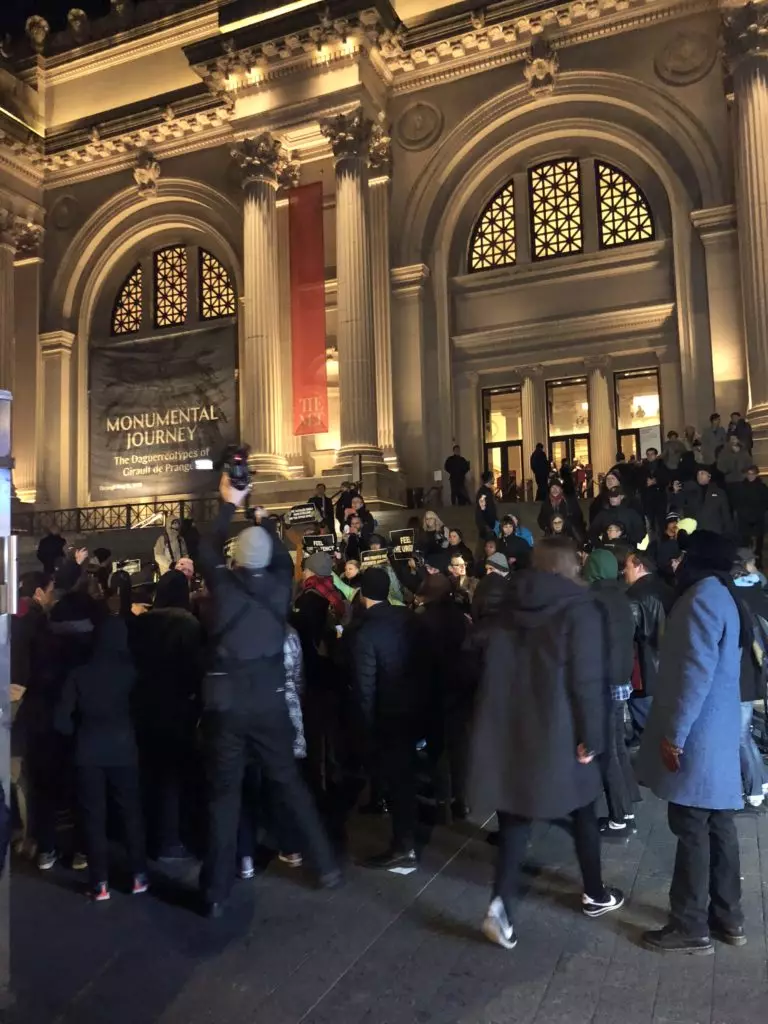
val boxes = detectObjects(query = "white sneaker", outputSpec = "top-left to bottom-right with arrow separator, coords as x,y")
746,795 -> 764,808
762,782 -> 768,796
582,887 -> 625,918
238,856 -> 255,880
482,897 -> 518,950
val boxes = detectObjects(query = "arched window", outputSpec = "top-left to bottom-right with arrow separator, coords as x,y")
529,159 -> 583,260
596,162 -> 655,249
200,249 -> 237,319
467,157 -> 657,271
469,181 -> 516,272
110,244 -> 236,336
111,264 -> 142,335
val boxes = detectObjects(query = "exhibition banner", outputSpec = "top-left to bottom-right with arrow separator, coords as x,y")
89,327 -> 237,499
288,182 -> 328,436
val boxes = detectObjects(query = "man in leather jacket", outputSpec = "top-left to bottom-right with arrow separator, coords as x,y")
624,552 -> 676,745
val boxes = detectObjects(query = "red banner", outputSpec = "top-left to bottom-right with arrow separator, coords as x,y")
288,182 -> 328,435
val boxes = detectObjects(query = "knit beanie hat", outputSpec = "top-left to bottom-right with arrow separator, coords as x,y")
305,551 -> 333,578
583,548 -> 619,584
233,525 -> 273,570
683,530 -> 737,573
360,567 -> 390,602
486,552 -> 510,575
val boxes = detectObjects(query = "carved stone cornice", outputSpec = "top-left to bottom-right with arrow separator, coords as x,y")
232,133 -> 297,190
722,0 -> 768,72
320,109 -> 373,164
133,149 -> 161,197
368,113 -> 392,176
190,7 -> 389,101
0,209 -> 44,255
523,38 -> 559,97
383,0 -> 713,94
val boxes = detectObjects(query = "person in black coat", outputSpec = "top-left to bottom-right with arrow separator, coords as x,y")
55,616 -> 147,900
446,527 -> 474,571
638,449 -> 669,538
732,466 -> 768,565
351,568 -> 426,869
475,471 -> 498,538
530,443 -> 550,501
469,538 -> 624,949
131,570 -> 203,859
624,552 -> 676,744
444,445 -> 471,506
589,488 -> 646,547
731,565 -> 768,805
197,476 -> 338,915
497,516 -> 532,570
308,482 -> 336,536
415,574 -> 473,820
583,550 -> 641,837
334,482 -> 358,532
36,527 -> 66,575
538,481 -> 585,541
678,468 -> 733,536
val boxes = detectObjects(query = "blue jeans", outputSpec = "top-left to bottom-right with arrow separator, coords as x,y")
740,701 -> 767,800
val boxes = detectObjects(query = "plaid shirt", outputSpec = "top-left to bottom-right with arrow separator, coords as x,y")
611,682 -> 633,702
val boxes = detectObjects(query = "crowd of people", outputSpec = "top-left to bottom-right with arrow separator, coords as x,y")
9,422 -> 768,955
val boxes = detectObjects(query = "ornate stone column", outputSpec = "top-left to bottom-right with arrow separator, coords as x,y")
368,115 -> 397,466
585,356 -> 614,477
0,211 -> 43,393
232,134 -> 298,477
321,109 -> 382,467
724,1 -> 768,463
520,365 -> 547,468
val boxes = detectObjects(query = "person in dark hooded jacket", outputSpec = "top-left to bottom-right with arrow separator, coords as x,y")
583,549 -> 641,837
469,538 -> 624,950
197,476 -> 339,916
55,616 -> 147,901
131,570 -> 202,859
416,574 -> 473,820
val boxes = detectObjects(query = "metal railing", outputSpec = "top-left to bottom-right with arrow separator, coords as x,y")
12,496 -> 220,536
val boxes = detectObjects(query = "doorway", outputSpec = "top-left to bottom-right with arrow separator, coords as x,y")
484,441 -> 524,501
549,434 -> 591,469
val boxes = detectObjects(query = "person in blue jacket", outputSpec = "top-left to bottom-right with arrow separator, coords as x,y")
636,530 -> 749,955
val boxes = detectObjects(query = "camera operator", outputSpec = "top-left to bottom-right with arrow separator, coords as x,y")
197,474 -> 340,917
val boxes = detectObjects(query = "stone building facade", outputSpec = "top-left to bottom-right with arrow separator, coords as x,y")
0,0 -> 766,510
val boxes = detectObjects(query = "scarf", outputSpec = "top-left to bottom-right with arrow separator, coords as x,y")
302,574 -> 345,618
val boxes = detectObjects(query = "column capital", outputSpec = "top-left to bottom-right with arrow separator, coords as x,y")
584,354 -> 612,371
232,133 -> 297,190
320,109 -> 372,164
368,112 -> 392,179
722,1 -> 768,74
0,209 -> 44,256
519,364 -> 545,380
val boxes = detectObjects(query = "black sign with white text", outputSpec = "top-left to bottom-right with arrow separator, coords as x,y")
90,327 -> 237,499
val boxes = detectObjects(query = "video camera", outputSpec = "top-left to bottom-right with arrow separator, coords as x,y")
196,443 -> 251,491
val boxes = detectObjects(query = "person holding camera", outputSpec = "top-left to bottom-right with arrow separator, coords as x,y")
197,474 -> 340,917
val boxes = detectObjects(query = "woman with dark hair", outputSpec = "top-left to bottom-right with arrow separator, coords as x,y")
538,482 -> 585,541
447,528 -> 474,568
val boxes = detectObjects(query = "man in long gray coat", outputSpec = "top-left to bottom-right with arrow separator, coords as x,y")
469,538 -> 624,950
636,530 -> 747,955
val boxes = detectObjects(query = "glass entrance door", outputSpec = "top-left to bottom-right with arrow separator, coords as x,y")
617,429 -> 640,461
484,441 -> 524,501
549,434 -> 590,468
